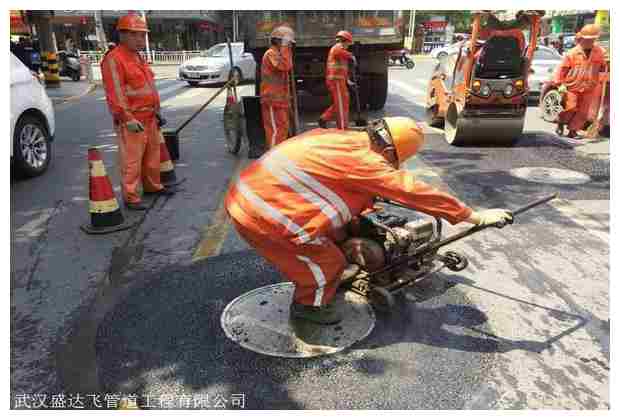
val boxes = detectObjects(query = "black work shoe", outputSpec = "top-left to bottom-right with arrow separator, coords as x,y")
125,202 -> 149,211
144,187 -> 176,196
290,302 -> 342,325
555,124 -> 564,137
318,118 -> 328,129
566,130 -> 583,140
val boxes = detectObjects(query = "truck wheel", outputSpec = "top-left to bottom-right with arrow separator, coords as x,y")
368,73 -> 388,111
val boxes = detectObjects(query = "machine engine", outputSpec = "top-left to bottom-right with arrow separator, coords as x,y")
342,211 -> 437,281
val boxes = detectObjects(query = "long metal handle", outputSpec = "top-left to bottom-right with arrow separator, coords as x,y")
174,80 -> 234,135
370,193 -> 558,276
425,193 -> 558,254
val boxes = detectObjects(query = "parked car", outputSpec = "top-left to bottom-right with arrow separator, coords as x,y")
10,52 -> 55,177
528,45 -> 563,98
178,42 -> 256,86
430,41 -> 465,60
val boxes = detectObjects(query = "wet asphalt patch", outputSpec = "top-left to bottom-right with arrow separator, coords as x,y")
89,250 -> 498,409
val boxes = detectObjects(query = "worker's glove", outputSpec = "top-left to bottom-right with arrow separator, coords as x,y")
126,120 -> 145,133
350,55 -> 358,67
475,209 -> 513,228
557,84 -> 568,94
347,79 -> 356,87
156,112 -> 167,128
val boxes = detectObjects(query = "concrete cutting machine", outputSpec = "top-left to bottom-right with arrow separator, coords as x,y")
425,10 -> 545,146
341,193 -> 557,312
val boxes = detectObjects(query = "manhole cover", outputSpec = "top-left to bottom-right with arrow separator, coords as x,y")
221,282 -> 376,358
510,167 -> 591,185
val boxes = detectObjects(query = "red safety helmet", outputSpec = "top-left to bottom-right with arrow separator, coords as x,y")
117,14 -> 149,32
336,30 -> 353,43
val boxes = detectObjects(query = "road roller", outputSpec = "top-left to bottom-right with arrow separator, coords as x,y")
425,10 -> 545,146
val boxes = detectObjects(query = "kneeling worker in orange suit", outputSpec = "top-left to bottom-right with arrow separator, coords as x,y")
554,24 -> 606,139
319,30 -> 357,130
260,26 -> 295,149
101,14 -> 175,211
225,117 -> 513,325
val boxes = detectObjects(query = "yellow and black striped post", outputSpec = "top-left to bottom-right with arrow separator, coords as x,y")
44,52 -> 61,88
40,53 -> 49,80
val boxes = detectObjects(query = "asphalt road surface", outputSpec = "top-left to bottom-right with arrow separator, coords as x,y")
10,59 -> 609,409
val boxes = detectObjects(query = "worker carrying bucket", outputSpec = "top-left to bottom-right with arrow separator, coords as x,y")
260,25 -> 295,149
224,116 -> 516,326
101,14 -> 176,211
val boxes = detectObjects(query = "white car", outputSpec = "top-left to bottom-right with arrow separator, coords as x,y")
430,41 -> 465,60
178,42 -> 256,86
528,45 -> 563,98
10,52 -> 55,177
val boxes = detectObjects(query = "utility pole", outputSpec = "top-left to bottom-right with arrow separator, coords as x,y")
233,11 -> 238,42
141,11 -> 152,62
407,10 -> 416,51
93,10 -> 107,51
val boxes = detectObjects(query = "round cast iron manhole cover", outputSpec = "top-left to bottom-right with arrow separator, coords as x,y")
221,282 -> 376,358
510,167 -> 591,185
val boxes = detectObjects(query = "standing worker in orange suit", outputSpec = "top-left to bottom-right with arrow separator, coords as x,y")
260,26 -> 295,149
224,117 -> 513,325
318,30 -> 357,130
553,24 -> 606,139
101,14 -> 174,211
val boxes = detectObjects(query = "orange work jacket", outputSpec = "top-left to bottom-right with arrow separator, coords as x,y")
326,43 -> 353,81
260,46 -> 293,108
101,44 -> 160,123
225,129 -> 472,246
554,44 -> 606,93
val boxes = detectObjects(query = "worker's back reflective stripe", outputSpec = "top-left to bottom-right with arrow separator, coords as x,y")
236,180 -> 312,245
263,153 -> 343,230
105,58 -> 131,112
268,149 -> 352,225
297,255 -> 326,306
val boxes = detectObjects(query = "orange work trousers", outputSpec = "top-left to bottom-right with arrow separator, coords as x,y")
321,79 -> 350,129
559,90 -> 596,132
116,116 -> 163,204
261,104 -> 290,149
231,217 -> 346,307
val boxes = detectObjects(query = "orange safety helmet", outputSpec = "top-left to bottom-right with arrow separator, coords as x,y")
117,14 -> 149,32
383,117 -> 425,164
336,30 -> 353,43
576,24 -> 601,39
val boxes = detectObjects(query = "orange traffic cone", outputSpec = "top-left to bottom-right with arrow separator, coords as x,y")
159,133 -> 185,188
81,148 -> 135,235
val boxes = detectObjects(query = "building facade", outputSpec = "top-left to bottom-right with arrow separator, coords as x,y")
50,10 -> 224,51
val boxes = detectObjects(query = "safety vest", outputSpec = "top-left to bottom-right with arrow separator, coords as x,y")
326,43 -> 352,81
260,46 -> 292,107
555,44 -> 606,93
101,44 -> 160,123
225,129 -> 472,245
